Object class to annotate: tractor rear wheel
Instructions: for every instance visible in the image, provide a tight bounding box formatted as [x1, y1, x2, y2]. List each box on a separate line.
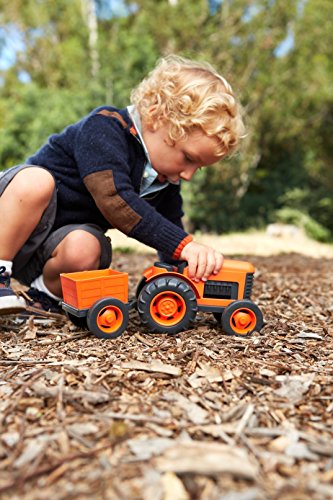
[137, 276, 197, 334]
[222, 300, 263, 336]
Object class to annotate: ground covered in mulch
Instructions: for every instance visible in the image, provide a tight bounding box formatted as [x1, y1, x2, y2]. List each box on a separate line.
[0, 252, 332, 499]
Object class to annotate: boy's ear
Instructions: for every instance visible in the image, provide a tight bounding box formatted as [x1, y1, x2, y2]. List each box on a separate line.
[145, 106, 163, 131]
[148, 104, 158, 116]
[146, 105, 158, 130]
[145, 118, 156, 132]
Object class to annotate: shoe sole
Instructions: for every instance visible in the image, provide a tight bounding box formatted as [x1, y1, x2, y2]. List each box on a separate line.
[0, 296, 27, 316]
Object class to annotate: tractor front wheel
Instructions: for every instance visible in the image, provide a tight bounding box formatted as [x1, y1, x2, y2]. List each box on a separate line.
[222, 300, 263, 336]
[137, 276, 197, 334]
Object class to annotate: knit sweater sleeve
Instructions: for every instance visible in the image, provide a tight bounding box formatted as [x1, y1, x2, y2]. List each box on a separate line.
[74, 113, 191, 259]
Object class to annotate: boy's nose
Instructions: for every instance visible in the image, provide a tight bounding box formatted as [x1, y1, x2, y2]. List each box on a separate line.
[180, 168, 196, 181]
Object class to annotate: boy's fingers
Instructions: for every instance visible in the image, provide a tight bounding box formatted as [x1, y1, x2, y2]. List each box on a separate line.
[213, 252, 224, 274]
[181, 242, 223, 281]
[195, 252, 208, 281]
[202, 252, 216, 280]
[187, 255, 198, 280]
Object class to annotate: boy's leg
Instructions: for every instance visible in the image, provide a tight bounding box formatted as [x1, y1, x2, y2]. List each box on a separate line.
[0, 166, 56, 314]
[43, 229, 104, 297]
[0, 167, 55, 259]
[14, 224, 112, 312]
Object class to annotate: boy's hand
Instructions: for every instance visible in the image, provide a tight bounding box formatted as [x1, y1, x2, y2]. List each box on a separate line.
[179, 241, 224, 282]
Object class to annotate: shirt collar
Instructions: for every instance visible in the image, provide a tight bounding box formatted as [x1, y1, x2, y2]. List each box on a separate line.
[127, 105, 151, 162]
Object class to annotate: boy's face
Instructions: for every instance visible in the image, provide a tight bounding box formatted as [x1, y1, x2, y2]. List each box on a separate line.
[142, 123, 221, 183]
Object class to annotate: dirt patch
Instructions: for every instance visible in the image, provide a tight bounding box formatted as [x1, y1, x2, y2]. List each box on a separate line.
[0, 252, 332, 499]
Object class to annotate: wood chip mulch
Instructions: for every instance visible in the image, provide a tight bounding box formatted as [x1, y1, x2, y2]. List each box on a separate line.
[0, 252, 332, 499]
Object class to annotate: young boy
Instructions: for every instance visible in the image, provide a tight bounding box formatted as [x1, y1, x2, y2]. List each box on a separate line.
[0, 55, 245, 315]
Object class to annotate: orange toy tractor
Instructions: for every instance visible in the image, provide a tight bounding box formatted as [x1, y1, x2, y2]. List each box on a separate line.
[61, 259, 263, 340]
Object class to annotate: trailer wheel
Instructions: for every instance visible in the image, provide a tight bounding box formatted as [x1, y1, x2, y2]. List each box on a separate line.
[87, 298, 128, 339]
[138, 276, 197, 334]
[222, 300, 263, 337]
[66, 312, 87, 329]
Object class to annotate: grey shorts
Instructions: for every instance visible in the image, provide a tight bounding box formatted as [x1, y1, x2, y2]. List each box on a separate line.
[0, 165, 112, 286]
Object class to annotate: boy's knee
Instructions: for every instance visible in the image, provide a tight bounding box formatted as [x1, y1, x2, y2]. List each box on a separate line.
[12, 167, 55, 205]
[57, 230, 101, 270]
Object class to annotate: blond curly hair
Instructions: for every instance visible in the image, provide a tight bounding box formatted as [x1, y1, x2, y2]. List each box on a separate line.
[131, 55, 245, 158]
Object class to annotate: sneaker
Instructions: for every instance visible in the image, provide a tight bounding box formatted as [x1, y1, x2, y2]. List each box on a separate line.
[24, 287, 63, 316]
[0, 266, 27, 315]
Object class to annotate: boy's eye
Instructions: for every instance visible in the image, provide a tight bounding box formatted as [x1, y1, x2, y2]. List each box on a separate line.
[184, 154, 195, 164]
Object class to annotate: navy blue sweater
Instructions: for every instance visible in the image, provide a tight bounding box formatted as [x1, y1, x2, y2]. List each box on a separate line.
[27, 106, 190, 259]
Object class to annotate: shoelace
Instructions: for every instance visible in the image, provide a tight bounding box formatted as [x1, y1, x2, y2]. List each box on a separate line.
[0, 266, 10, 287]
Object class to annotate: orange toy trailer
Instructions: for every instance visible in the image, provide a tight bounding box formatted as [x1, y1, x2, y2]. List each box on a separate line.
[61, 268, 130, 339]
[61, 259, 263, 339]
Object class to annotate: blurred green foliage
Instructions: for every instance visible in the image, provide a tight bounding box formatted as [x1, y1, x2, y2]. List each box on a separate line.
[0, 0, 332, 241]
